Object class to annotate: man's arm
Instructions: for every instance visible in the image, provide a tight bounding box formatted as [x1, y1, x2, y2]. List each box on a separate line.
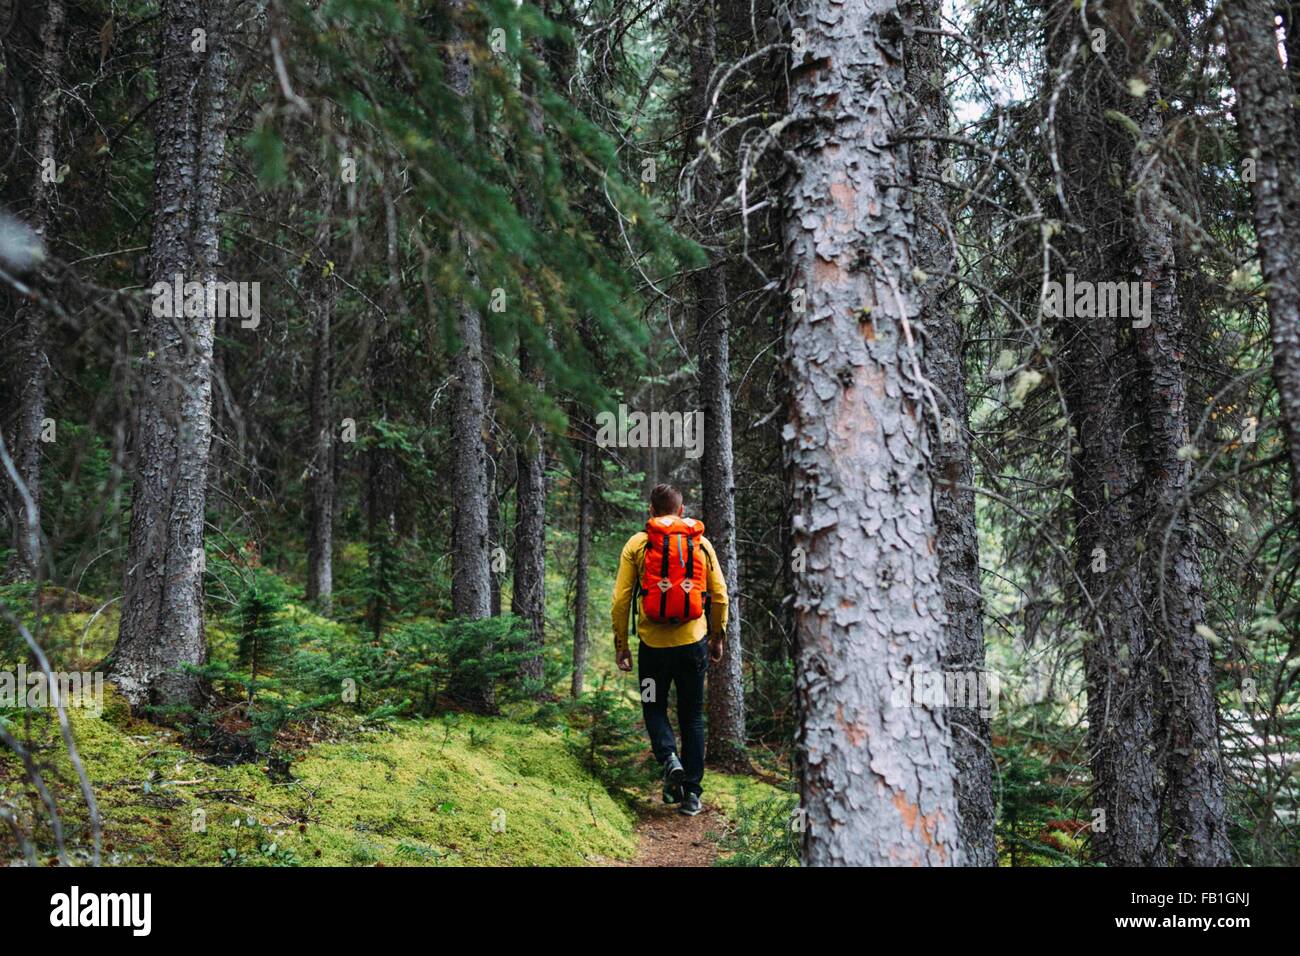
[611, 539, 639, 655]
[704, 538, 729, 640]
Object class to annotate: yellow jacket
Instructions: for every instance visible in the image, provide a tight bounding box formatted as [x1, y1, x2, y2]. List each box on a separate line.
[612, 529, 729, 653]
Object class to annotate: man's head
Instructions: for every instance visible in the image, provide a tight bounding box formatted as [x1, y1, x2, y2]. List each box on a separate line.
[649, 483, 684, 517]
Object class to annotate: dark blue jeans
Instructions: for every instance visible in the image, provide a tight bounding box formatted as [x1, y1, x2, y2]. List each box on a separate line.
[638, 638, 708, 796]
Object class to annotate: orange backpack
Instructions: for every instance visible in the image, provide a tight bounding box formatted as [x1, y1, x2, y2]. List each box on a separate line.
[639, 515, 708, 624]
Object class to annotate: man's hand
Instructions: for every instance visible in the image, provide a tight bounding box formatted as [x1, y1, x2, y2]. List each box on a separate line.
[709, 636, 724, 663]
[616, 648, 633, 672]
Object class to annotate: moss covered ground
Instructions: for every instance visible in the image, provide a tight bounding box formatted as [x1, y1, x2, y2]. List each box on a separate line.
[2, 697, 640, 866]
[1, 523, 791, 867]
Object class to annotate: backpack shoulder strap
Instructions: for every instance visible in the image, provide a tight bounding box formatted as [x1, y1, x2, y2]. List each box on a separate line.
[629, 532, 648, 637]
[697, 535, 716, 571]
[699, 537, 717, 635]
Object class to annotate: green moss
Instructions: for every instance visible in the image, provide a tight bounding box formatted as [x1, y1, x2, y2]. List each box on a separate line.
[708, 772, 787, 818]
[0, 592, 119, 671]
[3, 541, 782, 867]
[2, 709, 637, 867]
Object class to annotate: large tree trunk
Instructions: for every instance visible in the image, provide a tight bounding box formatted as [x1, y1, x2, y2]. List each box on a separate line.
[445, 0, 494, 711]
[513, 346, 547, 689]
[1224, 0, 1300, 505]
[1048, 12, 1163, 865]
[1132, 74, 1228, 868]
[1060, 282, 1163, 866]
[570, 415, 593, 697]
[907, 3, 997, 866]
[688, 1, 746, 770]
[785, 0, 960, 866]
[110, 0, 232, 712]
[5, 0, 65, 583]
[306, 144, 337, 615]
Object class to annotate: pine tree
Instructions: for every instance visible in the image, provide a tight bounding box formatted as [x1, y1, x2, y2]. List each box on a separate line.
[785, 0, 960, 866]
[110, 0, 235, 712]
[5, 0, 65, 584]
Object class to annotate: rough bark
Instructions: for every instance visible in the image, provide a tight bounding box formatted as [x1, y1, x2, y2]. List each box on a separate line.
[5, 0, 65, 583]
[445, 0, 494, 711]
[570, 415, 593, 697]
[1063, 285, 1163, 867]
[1224, 0, 1300, 506]
[110, 0, 232, 712]
[785, 0, 960, 866]
[1048, 11, 1163, 865]
[512, 48, 548, 688]
[513, 346, 547, 688]
[1132, 83, 1229, 867]
[907, 1, 997, 866]
[306, 141, 338, 615]
[688, 1, 746, 769]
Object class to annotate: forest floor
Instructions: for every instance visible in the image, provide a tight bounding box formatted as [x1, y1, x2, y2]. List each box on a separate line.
[600, 754, 788, 866]
[2, 700, 644, 866]
[1, 679, 785, 866]
[612, 800, 723, 867]
[1, 532, 793, 866]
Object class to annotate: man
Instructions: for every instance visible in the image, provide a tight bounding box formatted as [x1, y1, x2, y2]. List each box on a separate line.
[612, 483, 728, 816]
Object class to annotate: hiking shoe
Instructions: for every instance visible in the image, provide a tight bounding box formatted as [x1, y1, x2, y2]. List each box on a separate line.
[678, 792, 702, 816]
[662, 753, 685, 804]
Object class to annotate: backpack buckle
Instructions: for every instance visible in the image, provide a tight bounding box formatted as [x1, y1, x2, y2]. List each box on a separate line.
[680, 580, 693, 592]
[657, 580, 671, 592]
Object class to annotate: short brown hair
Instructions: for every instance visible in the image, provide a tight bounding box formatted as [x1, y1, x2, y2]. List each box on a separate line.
[649, 483, 682, 517]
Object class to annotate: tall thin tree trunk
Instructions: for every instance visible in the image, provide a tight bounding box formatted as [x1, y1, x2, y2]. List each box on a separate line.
[1225, 0, 1300, 505]
[487, 439, 503, 616]
[1061, 289, 1163, 865]
[570, 414, 593, 697]
[908, 1, 997, 866]
[5, 0, 65, 583]
[365, 183, 403, 643]
[365, 448, 387, 641]
[688, 2, 746, 769]
[110, 0, 232, 711]
[445, 0, 494, 711]
[1132, 77, 1228, 867]
[306, 136, 338, 615]
[512, 34, 550, 691]
[364, 399, 397, 643]
[513, 346, 547, 689]
[1048, 13, 1163, 865]
[785, 0, 960, 866]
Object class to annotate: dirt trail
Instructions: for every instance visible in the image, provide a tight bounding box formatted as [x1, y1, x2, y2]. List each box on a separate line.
[606, 800, 723, 867]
